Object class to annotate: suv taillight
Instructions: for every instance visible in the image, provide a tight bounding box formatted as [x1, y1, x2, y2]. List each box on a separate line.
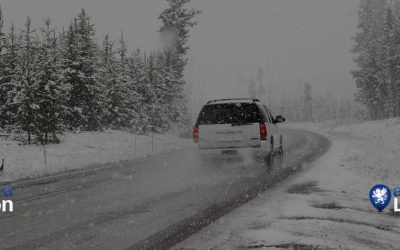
[193, 125, 199, 143]
[260, 123, 267, 140]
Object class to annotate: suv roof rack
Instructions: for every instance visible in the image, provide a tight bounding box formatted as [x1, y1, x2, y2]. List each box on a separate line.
[206, 98, 260, 104]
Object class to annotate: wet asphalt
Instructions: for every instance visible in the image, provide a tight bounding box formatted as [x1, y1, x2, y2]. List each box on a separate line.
[0, 129, 330, 250]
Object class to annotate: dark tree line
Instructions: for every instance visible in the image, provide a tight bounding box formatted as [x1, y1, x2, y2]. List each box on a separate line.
[352, 0, 400, 119]
[0, 0, 201, 144]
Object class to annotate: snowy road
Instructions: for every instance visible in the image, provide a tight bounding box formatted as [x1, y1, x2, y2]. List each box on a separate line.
[0, 130, 329, 250]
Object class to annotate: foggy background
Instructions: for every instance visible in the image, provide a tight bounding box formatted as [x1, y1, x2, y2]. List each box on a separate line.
[1, 0, 359, 115]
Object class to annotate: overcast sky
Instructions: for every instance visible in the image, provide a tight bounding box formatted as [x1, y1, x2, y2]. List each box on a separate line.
[1, 0, 360, 113]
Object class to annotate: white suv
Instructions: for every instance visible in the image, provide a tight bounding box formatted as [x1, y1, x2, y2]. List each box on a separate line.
[193, 98, 285, 165]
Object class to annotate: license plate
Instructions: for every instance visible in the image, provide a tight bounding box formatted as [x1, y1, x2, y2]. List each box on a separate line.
[221, 150, 237, 155]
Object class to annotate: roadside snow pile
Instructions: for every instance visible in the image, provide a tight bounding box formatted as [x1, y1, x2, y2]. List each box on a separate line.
[328, 118, 400, 187]
[0, 130, 193, 183]
[283, 118, 400, 187]
[173, 119, 400, 249]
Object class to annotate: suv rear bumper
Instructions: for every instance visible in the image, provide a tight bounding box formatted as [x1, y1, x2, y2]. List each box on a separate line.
[198, 139, 268, 150]
[197, 146, 269, 160]
[198, 140, 268, 150]
[198, 145, 261, 150]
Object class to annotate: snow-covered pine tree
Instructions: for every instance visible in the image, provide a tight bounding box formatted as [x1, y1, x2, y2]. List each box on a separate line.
[61, 23, 82, 129]
[100, 31, 133, 129]
[325, 90, 332, 120]
[115, 31, 135, 129]
[354, 92, 368, 120]
[395, 14, 400, 118]
[165, 52, 186, 126]
[138, 51, 151, 133]
[345, 100, 353, 119]
[147, 51, 160, 132]
[75, 10, 105, 130]
[0, 23, 20, 131]
[351, 0, 395, 120]
[63, 9, 105, 131]
[248, 77, 257, 99]
[303, 82, 312, 122]
[321, 94, 326, 122]
[126, 49, 143, 133]
[33, 19, 70, 143]
[128, 48, 148, 134]
[100, 34, 123, 129]
[314, 94, 325, 122]
[7, 17, 39, 143]
[144, 51, 159, 132]
[98, 33, 113, 127]
[158, 0, 201, 134]
[338, 100, 346, 119]
[0, 5, 4, 56]
[257, 66, 266, 101]
[158, 0, 201, 80]
[321, 92, 328, 121]
[0, 5, 7, 129]
[352, 0, 375, 119]
[153, 50, 170, 132]
[382, 5, 400, 118]
[331, 97, 338, 120]
[372, 4, 392, 119]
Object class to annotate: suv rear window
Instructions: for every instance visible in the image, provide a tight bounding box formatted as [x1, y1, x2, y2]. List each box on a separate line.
[196, 103, 262, 125]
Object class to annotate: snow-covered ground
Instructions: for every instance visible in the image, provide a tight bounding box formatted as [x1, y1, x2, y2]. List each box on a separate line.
[0, 130, 192, 183]
[173, 118, 400, 250]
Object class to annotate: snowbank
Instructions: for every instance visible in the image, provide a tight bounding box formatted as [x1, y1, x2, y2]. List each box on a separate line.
[173, 118, 400, 249]
[0, 130, 193, 183]
[282, 118, 400, 187]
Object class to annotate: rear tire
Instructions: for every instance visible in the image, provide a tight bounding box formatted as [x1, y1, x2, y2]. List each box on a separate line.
[277, 135, 283, 167]
[266, 138, 274, 167]
[276, 145, 283, 168]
